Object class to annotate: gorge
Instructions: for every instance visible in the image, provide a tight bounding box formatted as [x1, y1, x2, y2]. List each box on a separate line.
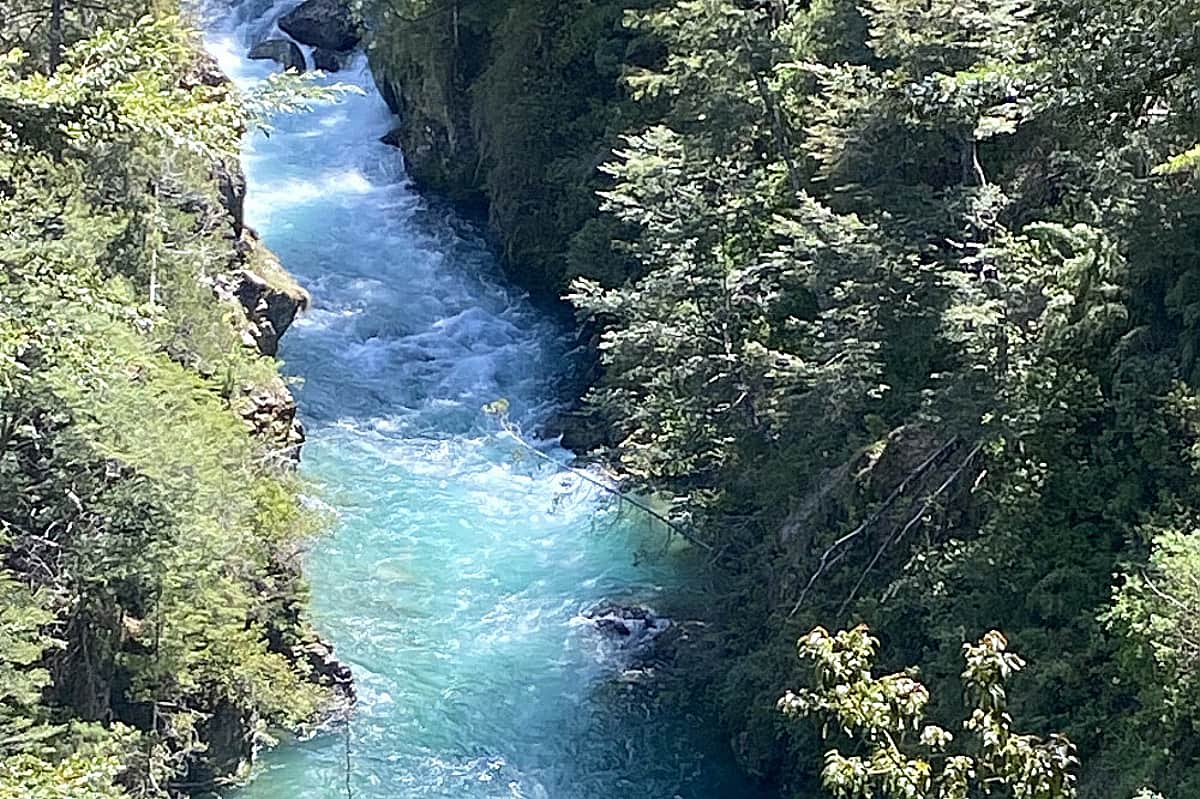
[5, 0, 1200, 797]
[206, 2, 755, 796]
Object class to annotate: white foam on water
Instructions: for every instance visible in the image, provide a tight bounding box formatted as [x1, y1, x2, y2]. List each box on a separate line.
[202, 2, 761, 797]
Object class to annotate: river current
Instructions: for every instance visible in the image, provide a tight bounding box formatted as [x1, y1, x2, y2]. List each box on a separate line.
[204, 3, 756, 797]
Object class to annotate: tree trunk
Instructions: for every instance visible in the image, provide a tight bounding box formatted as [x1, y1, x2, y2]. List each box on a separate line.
[48, 0, 64, 74]
[742, 32, 803, 195]
[960, 130, 987, 187]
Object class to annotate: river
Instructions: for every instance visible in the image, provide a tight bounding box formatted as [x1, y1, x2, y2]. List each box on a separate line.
[204, 3, 757, 797]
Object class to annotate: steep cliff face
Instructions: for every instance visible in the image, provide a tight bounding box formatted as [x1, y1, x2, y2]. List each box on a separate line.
[0, 19, 360, 797]
[203, 154, 354, 793]
[373, 36, 486, 211]
[365, 0, 658, 297]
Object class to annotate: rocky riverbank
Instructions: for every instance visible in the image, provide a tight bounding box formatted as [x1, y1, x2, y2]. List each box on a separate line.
[178, 49, 356, 792]
[362, 0, 653, 299]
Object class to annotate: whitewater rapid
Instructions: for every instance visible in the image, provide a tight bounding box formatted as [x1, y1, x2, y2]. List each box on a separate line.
[204, 4, 757, 797]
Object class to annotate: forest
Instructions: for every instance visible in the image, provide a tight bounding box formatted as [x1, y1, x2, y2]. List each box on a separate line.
[2, 0, 1199, 796]
[0, 4, 350, 795]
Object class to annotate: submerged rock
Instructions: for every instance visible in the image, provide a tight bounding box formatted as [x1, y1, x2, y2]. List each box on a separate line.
[278, 0, 359, 52]
[248, 38, 306, 72]
[313, 46, 350, 72]
[584, 603, 671, 648]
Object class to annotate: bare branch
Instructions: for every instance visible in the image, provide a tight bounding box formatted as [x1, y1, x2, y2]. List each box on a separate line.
[788, 435, 959, 617]
[838, 442, 984, 616]
[493, 416, 714, 553]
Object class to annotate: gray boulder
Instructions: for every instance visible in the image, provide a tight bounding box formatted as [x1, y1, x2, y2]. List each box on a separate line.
[278, 0, 359, 51]
[213, 158, 246, 237]
[229, 267, 305, 357]
[215, 231, 310, 357]
[379, 126, 403, 148]
[312, 46, 350, 72]
[248, 38, 305, 72]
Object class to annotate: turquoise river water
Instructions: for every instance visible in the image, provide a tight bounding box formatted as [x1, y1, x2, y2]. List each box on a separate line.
[204, 2, 760, 797]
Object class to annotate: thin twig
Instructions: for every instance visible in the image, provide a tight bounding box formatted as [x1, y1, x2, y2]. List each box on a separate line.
[1134, 573, 1200, 659]
[837, 442, 983, 616]
[1139, 570, 1195, 615]
[494, 418, 714, 553]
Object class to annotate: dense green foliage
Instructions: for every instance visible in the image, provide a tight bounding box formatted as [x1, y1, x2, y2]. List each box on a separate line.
[0, 13, 336, 797]
[578, 2, 1200, 796]
[7, 0, 1200, 794]
[363, 0, 1200, 796]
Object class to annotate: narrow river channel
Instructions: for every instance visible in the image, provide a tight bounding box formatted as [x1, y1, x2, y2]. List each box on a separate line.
[204, 4, 758, 796]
